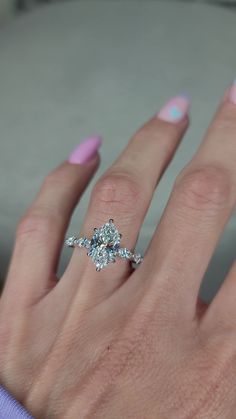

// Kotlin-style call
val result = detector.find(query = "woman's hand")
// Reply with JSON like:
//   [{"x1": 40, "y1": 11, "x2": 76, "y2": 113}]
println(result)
[{"x1": 0, "y1": 88, "x2": 236, "y2": 419}]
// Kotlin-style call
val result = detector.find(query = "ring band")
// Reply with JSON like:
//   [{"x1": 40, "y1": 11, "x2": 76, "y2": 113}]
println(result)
[{"x1": 64, "y1": 219, "x2": 143, "y2": 271}]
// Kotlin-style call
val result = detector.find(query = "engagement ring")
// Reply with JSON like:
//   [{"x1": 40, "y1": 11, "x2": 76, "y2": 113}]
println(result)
[{"x1": 64, "y1": 219, "x2": 143, "y2": 271}]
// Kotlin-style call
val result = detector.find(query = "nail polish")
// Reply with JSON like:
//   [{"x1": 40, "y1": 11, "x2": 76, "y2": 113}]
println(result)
[
  {"x1": 228, "y1": 79, "x2": 236, "y2": 105},
  {"x1": 68, "y1": 136, "x2": 102, "y2": 164},
  {"x1": 157, "y1": 95, "x2": 190, "y2": 123}
]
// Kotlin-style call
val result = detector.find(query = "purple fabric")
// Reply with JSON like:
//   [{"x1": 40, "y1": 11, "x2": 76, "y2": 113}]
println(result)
[{"x1": 0, "y1": 385, "x2": 34, "y2": 418}]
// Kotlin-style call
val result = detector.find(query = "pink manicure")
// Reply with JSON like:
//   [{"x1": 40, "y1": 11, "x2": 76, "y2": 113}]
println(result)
[
  {"x1": 157, "y1": 95, "x2": 190, "y2": 123},
  {"x1": 228, "y1": 79, "x2": 236, "y2": 105},
  {"x1": 68, "y1": 136, "x2": 102, "y2": 164}
]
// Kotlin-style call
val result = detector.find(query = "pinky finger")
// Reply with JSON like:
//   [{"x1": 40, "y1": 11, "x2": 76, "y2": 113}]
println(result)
[{"x1": 1, "y1": 137, "x2": 101, "y2": 311}]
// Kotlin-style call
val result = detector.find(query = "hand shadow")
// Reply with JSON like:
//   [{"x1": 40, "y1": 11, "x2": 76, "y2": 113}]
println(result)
[{"x1": 200, "y1": 225, "x2": 235, "y2": 303}]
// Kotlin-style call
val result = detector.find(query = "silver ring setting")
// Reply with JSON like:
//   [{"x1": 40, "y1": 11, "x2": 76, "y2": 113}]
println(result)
[{"x1": 64, "y1": 219, "x2": 143, "y2": 271}]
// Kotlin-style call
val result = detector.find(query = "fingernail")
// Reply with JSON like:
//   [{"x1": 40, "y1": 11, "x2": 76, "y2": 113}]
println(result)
[
  {"x1": 157, "y1": 95, "x2": 190, "y2": 123},
  {"x1": 68, "y1": 136, "x2": 102, "y2": 164},
  {"x1": 228, "y1": 79, "x2": 236, "y2": 105}
]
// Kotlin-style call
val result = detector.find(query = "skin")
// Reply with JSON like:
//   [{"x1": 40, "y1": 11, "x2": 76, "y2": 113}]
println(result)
[{"x1": 0, "y1": 91, "x2": 236, "y2": 419}]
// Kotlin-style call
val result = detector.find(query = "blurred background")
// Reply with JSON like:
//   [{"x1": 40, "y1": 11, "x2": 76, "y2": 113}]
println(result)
[
  {"x1": 0, "y1": 0, "x2": 236, "y2": 14},
  {"x1": 1, "y1": 0, "x2": 236, "y2": 18},
  {"x1": 0, "y1": 0, "x2": 235, "y2": 302}
]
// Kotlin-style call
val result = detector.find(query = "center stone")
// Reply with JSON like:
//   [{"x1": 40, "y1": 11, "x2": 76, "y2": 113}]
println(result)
[{"x1": 87, "y1": 219, "x2": 121, "y2": 271}]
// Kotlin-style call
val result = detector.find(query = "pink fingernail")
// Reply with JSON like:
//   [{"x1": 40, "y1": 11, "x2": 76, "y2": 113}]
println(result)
[
  {"x1": 157, "y1": 95, "x2": 190, "y2": 123},
  {"x1": 228, "y1": 79, "x2": 236, "y2": 105},
  {"x1": 68, "y1": 136, "x2": 102, "y2": 164}
]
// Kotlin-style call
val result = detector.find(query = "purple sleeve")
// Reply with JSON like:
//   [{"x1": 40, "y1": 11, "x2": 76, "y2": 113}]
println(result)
[{"x1": 0, "y1": 385, "x2": 34, "y2": 418}]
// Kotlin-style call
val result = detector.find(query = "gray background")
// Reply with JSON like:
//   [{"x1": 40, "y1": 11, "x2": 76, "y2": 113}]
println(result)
[{"x1": 0, "y1": 0, "x2": 235, "y2": 301}]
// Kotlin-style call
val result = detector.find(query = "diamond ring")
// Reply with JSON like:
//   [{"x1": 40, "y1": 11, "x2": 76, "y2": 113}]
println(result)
[{"x1": 64, "y1": 219, "x2": 143, "y2": 271}]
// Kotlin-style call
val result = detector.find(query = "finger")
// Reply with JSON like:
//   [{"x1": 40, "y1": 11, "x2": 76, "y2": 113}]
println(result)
[
  {"x1": 202, "y1": 259, "x2": 236, "y2": 330},
  {"x1": 137, "y1": 82, "x2": 236, "y2": 319},
  {"x1": 1, "y1": 137, "x2": 101, "y2": 310},
  {"x1": 61, "y1": 95, "x2": 190, "y2": 303}
]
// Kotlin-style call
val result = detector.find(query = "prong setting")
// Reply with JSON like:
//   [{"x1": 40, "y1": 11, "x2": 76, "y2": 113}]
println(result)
[{"x1": 65, "y1": 219, "x2": 143, "y2": 271}]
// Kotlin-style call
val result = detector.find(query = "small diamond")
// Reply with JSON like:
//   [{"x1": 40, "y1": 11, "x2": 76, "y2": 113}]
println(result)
[
  {"x1": 133, "y1": 253, "x2": 143, "y2": 264},
  {"x1": 76, "y1": 237, "x2": 90, "y2": 248},
  {"x1": 65, "y1": 236, "x2": 76, "y2": 247},
  {"x1": 118, "y1": 248, "x2": 132, "y2": 259}
]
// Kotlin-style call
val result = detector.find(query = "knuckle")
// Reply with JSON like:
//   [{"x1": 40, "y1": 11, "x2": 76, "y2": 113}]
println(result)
[
  {"x1": 198, "y1": 337, "x2": 236, "y2": 394},
  {"x1": 16, "y1": 210, "x2": 56, "y2": 243},
  {"x1": 214, "y1": 102, "x2": 236, "y2": 131},
  {"x1": 42, "y1": 162, "x2": 76, "y2": 191},
  {"x1": 174, "y1": 164, "x2": 232, "y2": 212},
  {"x1": 42, "y1": 169, "x2": 63, "y2": 189},
  {"x1": 90, "y1": 172, "x2": 143, "y2": 216},
  {"x1": 132, "y1": 122, "x2": 159, "y2": 142},
  {"x1": 132, "y1": 120, "x2": 179, "y2": 144}
]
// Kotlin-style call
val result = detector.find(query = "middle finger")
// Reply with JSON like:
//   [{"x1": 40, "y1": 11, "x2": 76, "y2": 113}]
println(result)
[{"x1": 139, "y1": 84, "x2": 236, "y2": 319}]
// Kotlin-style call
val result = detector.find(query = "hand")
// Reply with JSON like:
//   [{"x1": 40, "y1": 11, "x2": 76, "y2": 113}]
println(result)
[{"x1": 0, "y1": 88, "x2": 236, "y2": 419}]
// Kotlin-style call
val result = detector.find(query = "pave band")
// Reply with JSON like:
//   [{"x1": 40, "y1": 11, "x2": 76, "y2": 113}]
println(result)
[{"x1": 64, "y1": 219, "x2": 143, "y2": 271}]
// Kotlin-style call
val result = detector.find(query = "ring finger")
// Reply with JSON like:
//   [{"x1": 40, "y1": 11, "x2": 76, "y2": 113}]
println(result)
[{"x1": 61, "y1": 95, "x2": 190, "y2": 302}]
